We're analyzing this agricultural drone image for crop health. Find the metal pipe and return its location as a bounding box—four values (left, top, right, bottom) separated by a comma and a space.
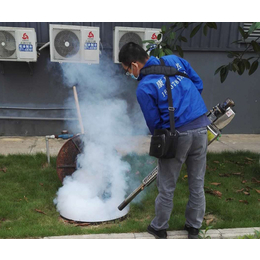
38, 42, 50, 51
73, 86, 85, 134
0, 106, 75, 110
45, 135, 55, 164
0, 116, 78, 121
45, 134, 74, 164
46, 138, 50, 164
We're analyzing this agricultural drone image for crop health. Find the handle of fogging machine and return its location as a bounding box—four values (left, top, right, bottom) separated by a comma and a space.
118, 184, 144, 211
118, 166, 158, 211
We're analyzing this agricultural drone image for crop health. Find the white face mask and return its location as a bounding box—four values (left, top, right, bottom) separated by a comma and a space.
130, 64, 139, 80
130, 73, 138, 80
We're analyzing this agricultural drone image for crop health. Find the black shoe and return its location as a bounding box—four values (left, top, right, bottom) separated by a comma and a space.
184, 224, 199, 239
147, 225, 167, 239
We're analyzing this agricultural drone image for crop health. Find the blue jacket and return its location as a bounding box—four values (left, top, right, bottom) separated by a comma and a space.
136, 55, 208, 135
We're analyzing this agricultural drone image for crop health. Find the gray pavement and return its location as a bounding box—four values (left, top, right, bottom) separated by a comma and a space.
1, 134, 259, 239
0, 134, 260, 156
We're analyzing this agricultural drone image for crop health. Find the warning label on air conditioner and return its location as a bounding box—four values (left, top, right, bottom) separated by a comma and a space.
19, 44, 33, 52
84, 42, 97, 50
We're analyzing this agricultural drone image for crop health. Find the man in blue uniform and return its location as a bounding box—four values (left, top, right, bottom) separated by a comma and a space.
119, 42, 210, 239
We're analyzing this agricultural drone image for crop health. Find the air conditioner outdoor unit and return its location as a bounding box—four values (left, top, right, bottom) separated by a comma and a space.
0, 27, 37, 62
113, 26, 161, 63
49, 24, 100, 64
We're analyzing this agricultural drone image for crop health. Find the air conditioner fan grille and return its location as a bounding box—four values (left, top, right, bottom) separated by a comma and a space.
54, 30, 80, 58
0, 31, 16, 58
119, 32, 143, 50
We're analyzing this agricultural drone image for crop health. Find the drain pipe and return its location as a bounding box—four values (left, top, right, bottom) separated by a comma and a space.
38, 42, 50, 51
46, 134, 74, 164
46, 135, 55, 164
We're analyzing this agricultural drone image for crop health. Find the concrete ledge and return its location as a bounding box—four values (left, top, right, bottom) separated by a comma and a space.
133, 232, 154, 239
167, 230, 188, 239
43, 233, 136, 239
219, 227, 260, 239
201, 229, 222, 239
43, 227, 260, 239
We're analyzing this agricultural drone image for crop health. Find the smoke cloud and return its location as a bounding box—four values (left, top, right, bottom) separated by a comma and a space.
53, 53, 147, 221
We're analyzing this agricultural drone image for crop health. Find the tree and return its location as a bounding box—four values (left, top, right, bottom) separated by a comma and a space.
215, 22, 260, 82
144, 22, 260, 83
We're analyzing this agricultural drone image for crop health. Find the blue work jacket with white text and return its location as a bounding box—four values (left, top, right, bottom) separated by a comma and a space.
136, 55, 208, 135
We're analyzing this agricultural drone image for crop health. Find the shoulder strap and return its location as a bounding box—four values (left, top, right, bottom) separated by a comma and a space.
140, 58, 187, 134
140, 61, 189, 79
159, 58, 176, 134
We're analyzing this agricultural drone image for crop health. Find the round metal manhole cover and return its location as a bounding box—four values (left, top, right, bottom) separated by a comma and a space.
56, 134, 84, 182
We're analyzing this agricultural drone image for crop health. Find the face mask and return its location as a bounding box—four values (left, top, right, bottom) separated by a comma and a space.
130, 64, 139, 80
130, 73, 139, 80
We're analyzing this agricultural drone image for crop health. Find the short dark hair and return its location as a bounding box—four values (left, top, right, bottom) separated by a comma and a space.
118, 42, 148, 66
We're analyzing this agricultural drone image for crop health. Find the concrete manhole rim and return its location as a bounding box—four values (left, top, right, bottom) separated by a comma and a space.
60, 210, 129, 225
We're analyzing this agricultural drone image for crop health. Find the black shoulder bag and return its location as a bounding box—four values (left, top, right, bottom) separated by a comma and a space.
140, 58, 189, 159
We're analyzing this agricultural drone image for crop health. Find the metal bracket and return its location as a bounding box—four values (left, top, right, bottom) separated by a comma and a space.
0, 62, 4, 75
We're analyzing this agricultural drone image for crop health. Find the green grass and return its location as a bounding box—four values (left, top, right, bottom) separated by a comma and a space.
0, 151, 259, 238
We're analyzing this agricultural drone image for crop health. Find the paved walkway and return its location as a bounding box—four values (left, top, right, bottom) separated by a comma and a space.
0, 134, 260, 156
1, 134, 259, 239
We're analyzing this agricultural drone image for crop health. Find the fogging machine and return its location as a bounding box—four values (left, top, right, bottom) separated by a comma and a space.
118, 98, 235, 211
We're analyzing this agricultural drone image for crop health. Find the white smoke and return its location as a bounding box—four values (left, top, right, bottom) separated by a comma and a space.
53, 53, 147, 221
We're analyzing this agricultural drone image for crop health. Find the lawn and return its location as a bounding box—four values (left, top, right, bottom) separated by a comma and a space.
0, 151, 259, 238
